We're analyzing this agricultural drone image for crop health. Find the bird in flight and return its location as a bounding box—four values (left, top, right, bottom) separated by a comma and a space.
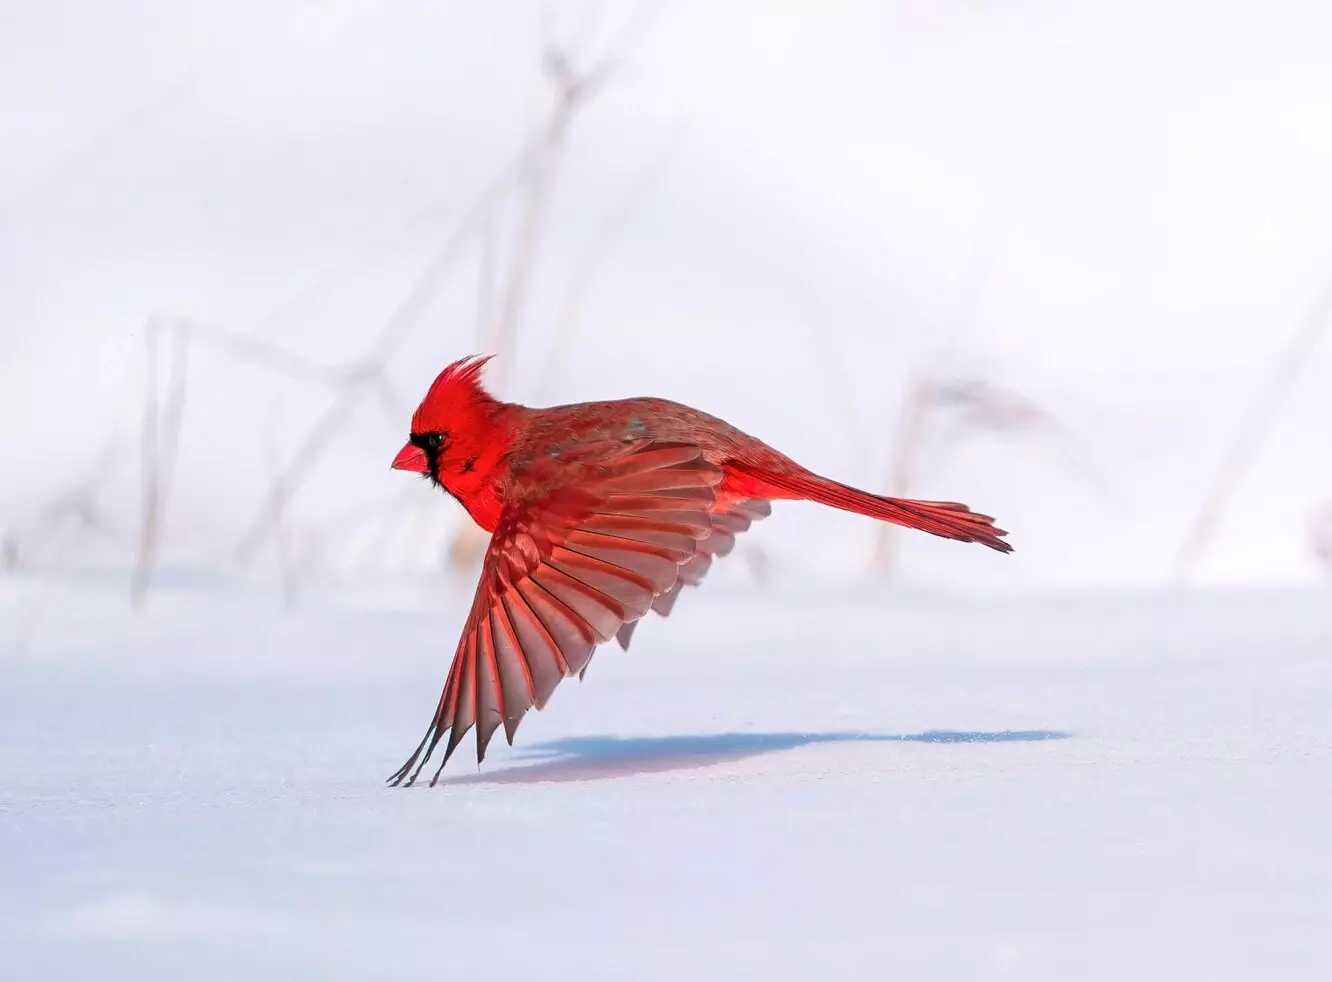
387, 355, 1011, 786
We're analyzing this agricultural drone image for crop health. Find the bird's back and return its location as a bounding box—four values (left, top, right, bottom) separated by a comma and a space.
511, 397, 794, 472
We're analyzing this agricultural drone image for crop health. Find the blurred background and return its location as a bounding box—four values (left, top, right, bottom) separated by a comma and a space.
4, 0, 1332, 613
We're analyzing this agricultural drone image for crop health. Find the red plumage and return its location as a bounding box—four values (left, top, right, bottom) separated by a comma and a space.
388, 355, 1011, 786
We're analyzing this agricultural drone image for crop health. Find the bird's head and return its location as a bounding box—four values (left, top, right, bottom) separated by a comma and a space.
392, 354, 504, 490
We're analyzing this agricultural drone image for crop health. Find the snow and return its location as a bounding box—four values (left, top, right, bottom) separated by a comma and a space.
3, 579, 1330, 979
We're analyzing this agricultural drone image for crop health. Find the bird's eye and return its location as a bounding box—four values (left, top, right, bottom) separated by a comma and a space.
411, 430, 448, 453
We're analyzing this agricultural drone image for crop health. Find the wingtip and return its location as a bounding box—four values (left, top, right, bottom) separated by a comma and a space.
386, 721, 441, 788
985, 525, 1014, 553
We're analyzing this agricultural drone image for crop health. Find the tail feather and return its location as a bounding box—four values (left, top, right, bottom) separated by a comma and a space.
752, 469, 1012, 553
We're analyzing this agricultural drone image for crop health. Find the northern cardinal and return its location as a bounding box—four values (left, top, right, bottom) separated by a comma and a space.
388, 355, 1011, 785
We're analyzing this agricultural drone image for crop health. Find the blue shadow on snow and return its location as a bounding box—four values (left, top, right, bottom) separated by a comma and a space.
439, 729, 1071, 786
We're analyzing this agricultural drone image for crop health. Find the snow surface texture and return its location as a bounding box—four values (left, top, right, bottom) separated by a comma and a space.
2, 581, 1330, 980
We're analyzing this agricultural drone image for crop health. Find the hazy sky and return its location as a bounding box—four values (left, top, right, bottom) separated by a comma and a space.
3, 1, 1332, 591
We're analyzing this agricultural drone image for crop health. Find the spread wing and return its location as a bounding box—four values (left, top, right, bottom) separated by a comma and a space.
613, 498, 771, 651
388, 440, 722, 787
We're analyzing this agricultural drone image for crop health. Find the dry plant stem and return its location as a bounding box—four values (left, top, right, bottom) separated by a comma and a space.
251, 142, 538, 343
871, 137, 1032, 579
233, 159, 527, 564
448, 130, 574, 571
130, 320, 191, 609
482, 138, 557, 386
930, 379, 1118, 509
138, 144, 541, 457
14, 521, 82, 650
158, 326, 192, 506
246, 26, 643, 573
264, 404, 298, 608
536, 131, 678, 400
478, 218, 497, 342
15, 440, 123, 566
448, 45, 610, 574
229, 186, 519, 562
1171, 268, 1332, 582
1314, 504, 1332, 571
167, 313, 352, 386
787, 284, 874, 460
320, 488, 419, 577
130, 318, 163, 608
1031, 426, 1118, 505
152, 143, 545, 574
871, 378, 936, 578
937, 137, 1033, 361
481, 72, 582, 390
450, 119, 571, 573
235, 396, 360, 564
937, 414, 1116, 506
126, 308, 381, 593
744, 545, 771, 586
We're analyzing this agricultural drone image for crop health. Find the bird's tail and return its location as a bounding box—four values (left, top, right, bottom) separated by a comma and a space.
743, 466, 1012, 553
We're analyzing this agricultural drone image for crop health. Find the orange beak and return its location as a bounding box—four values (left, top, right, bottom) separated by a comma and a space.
391, 442, 428, 473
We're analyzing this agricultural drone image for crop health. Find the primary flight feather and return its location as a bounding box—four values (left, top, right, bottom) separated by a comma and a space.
387, 355, 1012, 786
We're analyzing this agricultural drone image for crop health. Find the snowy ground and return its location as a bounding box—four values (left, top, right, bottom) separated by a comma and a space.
2, 578, 1330, 980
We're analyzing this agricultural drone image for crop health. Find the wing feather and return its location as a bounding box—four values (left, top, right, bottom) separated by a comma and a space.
442, 633, 477, 767
614, 498, 772, 651
566, 523, 697, 561
516, 577, 597, 674
474, 614, 504, 762
388, 440, 723, 786
528, 564, 628, 640
500, 590, 566, 703
489, 606, 535, 745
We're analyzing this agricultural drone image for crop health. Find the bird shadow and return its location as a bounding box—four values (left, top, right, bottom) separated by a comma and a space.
438, 729, 1071, 786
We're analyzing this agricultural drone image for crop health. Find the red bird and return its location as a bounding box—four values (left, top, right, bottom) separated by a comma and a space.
388, 355, 1011, 786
